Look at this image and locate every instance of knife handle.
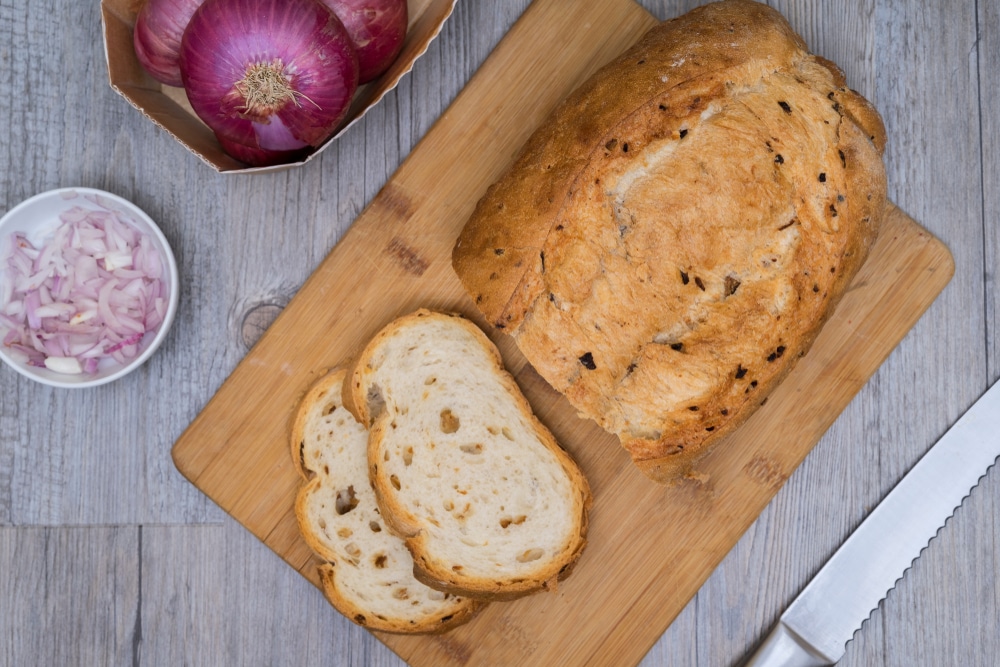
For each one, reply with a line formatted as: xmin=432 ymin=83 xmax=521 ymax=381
xmin=743 ymin=623 xmax=834 ymax=667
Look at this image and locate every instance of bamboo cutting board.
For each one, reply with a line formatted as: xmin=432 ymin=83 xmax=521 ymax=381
xmin=171 ymin=0 xmax=954 ymax=665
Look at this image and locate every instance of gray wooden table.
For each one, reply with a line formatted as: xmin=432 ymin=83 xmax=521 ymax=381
xmin=1 ymin=1 xmax=997 ymax=665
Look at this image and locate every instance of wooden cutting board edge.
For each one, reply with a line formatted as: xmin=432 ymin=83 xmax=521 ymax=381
xmin=168 ymin=0 xmax=957 ymax=664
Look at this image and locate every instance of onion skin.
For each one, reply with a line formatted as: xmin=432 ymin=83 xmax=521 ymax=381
xmin=180 ymin=0 xmax=359 ymax=159
xmin=321 ymin=0 xmax=408 ymax=83
xmin=215 ymin=134 xmax=311 ymax=168
xmin=133 ymin=0 xmax=205 ymax=87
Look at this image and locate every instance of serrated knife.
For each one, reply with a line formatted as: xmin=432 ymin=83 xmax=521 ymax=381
xmin=745 ymin=378 xmax=1000 ymax=667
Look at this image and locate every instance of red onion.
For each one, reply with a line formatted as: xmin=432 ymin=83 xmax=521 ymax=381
xmin=1 ymin=205 xmax=167 ymax=375
xmin=133 ymin=0 xmax=205 ymax=87
xmin=179 ymin=0 xmax=359 ymax=166
xmin=321 ymin=0 xmax=408 ymax=83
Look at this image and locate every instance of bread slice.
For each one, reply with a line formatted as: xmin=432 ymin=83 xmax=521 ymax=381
xmin=291 ymin=369 xmax=484 ymax=633
xmin=343 ymin=309 xmax=591 ymax=601
xmin=452 ymin=0 xmax=887 ymax=483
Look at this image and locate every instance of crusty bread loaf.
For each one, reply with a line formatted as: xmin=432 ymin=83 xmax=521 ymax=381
xmin=291 ymin=369 xmax=484 ymax=633
xmin=452 ymin=0 xmax=887 ymax=483
xmin=343 ymin=309 xmax=591 ymax=600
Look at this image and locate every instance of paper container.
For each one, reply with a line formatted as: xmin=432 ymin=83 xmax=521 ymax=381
xmin=100 ymin=0 xmax=458 ymax=174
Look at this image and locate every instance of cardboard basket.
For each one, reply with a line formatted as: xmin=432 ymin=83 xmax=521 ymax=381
xmin=100 ymin=0 xmax=458 ymax=174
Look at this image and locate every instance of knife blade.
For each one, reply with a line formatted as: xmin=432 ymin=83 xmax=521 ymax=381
xmin=745 ymin=378 xmax=1000 ymax=667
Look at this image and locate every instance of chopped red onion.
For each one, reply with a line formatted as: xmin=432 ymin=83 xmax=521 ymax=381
xmin=1 ymin=205 xmax=168 ymax=375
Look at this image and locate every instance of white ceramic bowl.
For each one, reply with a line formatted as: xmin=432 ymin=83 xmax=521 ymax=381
xmin=0 ymin=187 xmax=179 ymax=388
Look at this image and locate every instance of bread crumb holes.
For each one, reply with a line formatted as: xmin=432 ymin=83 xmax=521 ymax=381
xmin=517 ymin=548 xmax=544 ymax=563
xmin=440 ymin=408 xmax=460 ymax=433
xmin=335 ymin=486 xmax=359 ymax=515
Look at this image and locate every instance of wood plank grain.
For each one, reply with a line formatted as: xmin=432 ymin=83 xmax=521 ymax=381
xmin=139 ymin=522 xmax=402 ymax=667
xmin=0 ymin=526 xmax=139 ymax=665
xmin=0 ymin=0 xmax=227 ymax=526
xmin=981 ymin=0 xmax=1000 ymax=383
xmin=168 ymin=0 xmax=954 ymax=665
xmin=837 ymin=1 xmax=992 ymax=664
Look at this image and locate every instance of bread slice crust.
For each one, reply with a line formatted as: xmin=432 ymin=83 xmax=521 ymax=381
xmin=344 ymin=309 xmax=592 ymax=601
xmin=291 ymin=369 xmax=484 ymax=633
xmin=452 ymin=0 xmax=887 ymax=483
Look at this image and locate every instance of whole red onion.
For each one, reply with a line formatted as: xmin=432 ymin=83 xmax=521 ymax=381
xmin=322 ymin=0 xmax=408 ymax=83
xmin=133 ymin=0 xmax=205 ymax=87
xmin=179 ymin=0 xmax=359 ymax=165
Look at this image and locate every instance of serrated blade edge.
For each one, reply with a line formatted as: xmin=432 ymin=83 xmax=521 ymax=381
xmin=778 ymin=379 xmax=1000 ymax=662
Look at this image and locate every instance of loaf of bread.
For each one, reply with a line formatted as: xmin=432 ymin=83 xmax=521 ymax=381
xmin=291 ymin=369 xmax=484 ymax=633
xmin=343 ymin=309 xmax=591 ymax=600
xmin=452 ymin=0 xmax=887 ymax=483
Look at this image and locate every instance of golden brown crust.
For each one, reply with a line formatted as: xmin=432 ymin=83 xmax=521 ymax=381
xmin=289 ymin=368 xmax=342 ymax=481
xmin=315 ymin=563 xmax=485 ymax=635
xmin=452 ymin=0 xmax=887 ymax=483
xmin=453 ymin=0 xmax=807 ymax=329
xmin=340 ymin=352 xmax=368 ymax=427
